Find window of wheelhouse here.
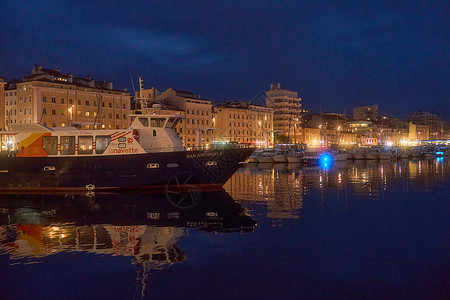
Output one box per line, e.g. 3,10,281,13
165,118,179,129
139,118,149,127
96,135,111,154
78,136,93,154
42,136,58,155
150,118,165,127
60,136,75,155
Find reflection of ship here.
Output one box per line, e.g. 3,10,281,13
0,191,256,298
0,191,256,260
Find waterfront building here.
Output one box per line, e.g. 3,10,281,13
338,132,360,146
353,104,378,121
304,113,347,145
408,111,446,140
265,83,302,144
0,77,5,129
2,65,130,130
408,122,430,142
302,127,321,147
212,101,274,147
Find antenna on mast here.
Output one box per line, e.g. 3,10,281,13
129,72,137,96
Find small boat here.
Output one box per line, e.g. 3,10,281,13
352,148,366,160
434,146,448,157
0,114,254,193
366,148,380,160
410,146,424,158
378,149,394,160
302,149,320,165
255,149,274,163
332,149,350,161
392,147,410,159
273,149,288,163
423,146,436,159
248,149,263,163
286,149,304,163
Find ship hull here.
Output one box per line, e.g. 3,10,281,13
0,148,254,194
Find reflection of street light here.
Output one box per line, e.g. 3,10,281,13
212,117,216,142
258,121,262,146
68,105,74,123
337,126,341,144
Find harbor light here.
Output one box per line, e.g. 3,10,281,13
318,153,333,169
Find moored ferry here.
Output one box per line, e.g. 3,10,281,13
0,114,254,193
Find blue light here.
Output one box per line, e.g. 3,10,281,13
318,153,333,169
437,157,444,163
436,151,444,156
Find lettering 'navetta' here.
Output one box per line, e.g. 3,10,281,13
0,114,254,194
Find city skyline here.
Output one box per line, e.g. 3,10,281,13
1,1,448,120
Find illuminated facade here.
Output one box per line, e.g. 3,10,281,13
0,77,5,129
212,101,274,147
265,83,302,143
3,65,130,130
302,127,321,146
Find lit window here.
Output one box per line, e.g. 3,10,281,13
96,136,111,154
78,136,93,154
42,136,58,155
60,136,75,155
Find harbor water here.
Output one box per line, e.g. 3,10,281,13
1,158,449,299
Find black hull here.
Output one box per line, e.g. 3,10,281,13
0,148,254,193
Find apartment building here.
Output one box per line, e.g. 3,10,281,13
212,101,274,147
3,65,130,130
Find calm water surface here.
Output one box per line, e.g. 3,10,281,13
0,158,449,299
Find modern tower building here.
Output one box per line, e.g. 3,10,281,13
265,83,302,144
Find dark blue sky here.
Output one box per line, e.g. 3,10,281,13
1,0,449,119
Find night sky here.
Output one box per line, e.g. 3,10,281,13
1,0,449,120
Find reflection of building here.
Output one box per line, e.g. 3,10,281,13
3,65,131,130
212,101,274,147
223,158,446,217
224,167,303,219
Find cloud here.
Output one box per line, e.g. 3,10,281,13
94,27,230,69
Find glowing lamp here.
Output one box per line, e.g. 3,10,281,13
318,153,333,169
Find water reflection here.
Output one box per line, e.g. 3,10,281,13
224,158,449,219
0,191,256,260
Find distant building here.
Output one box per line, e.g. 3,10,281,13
0,77,6,130
303,113,347,146
3,65,130,130
353,105,378,121
265,83,302,143
212,101,274,147
408,111,445,140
